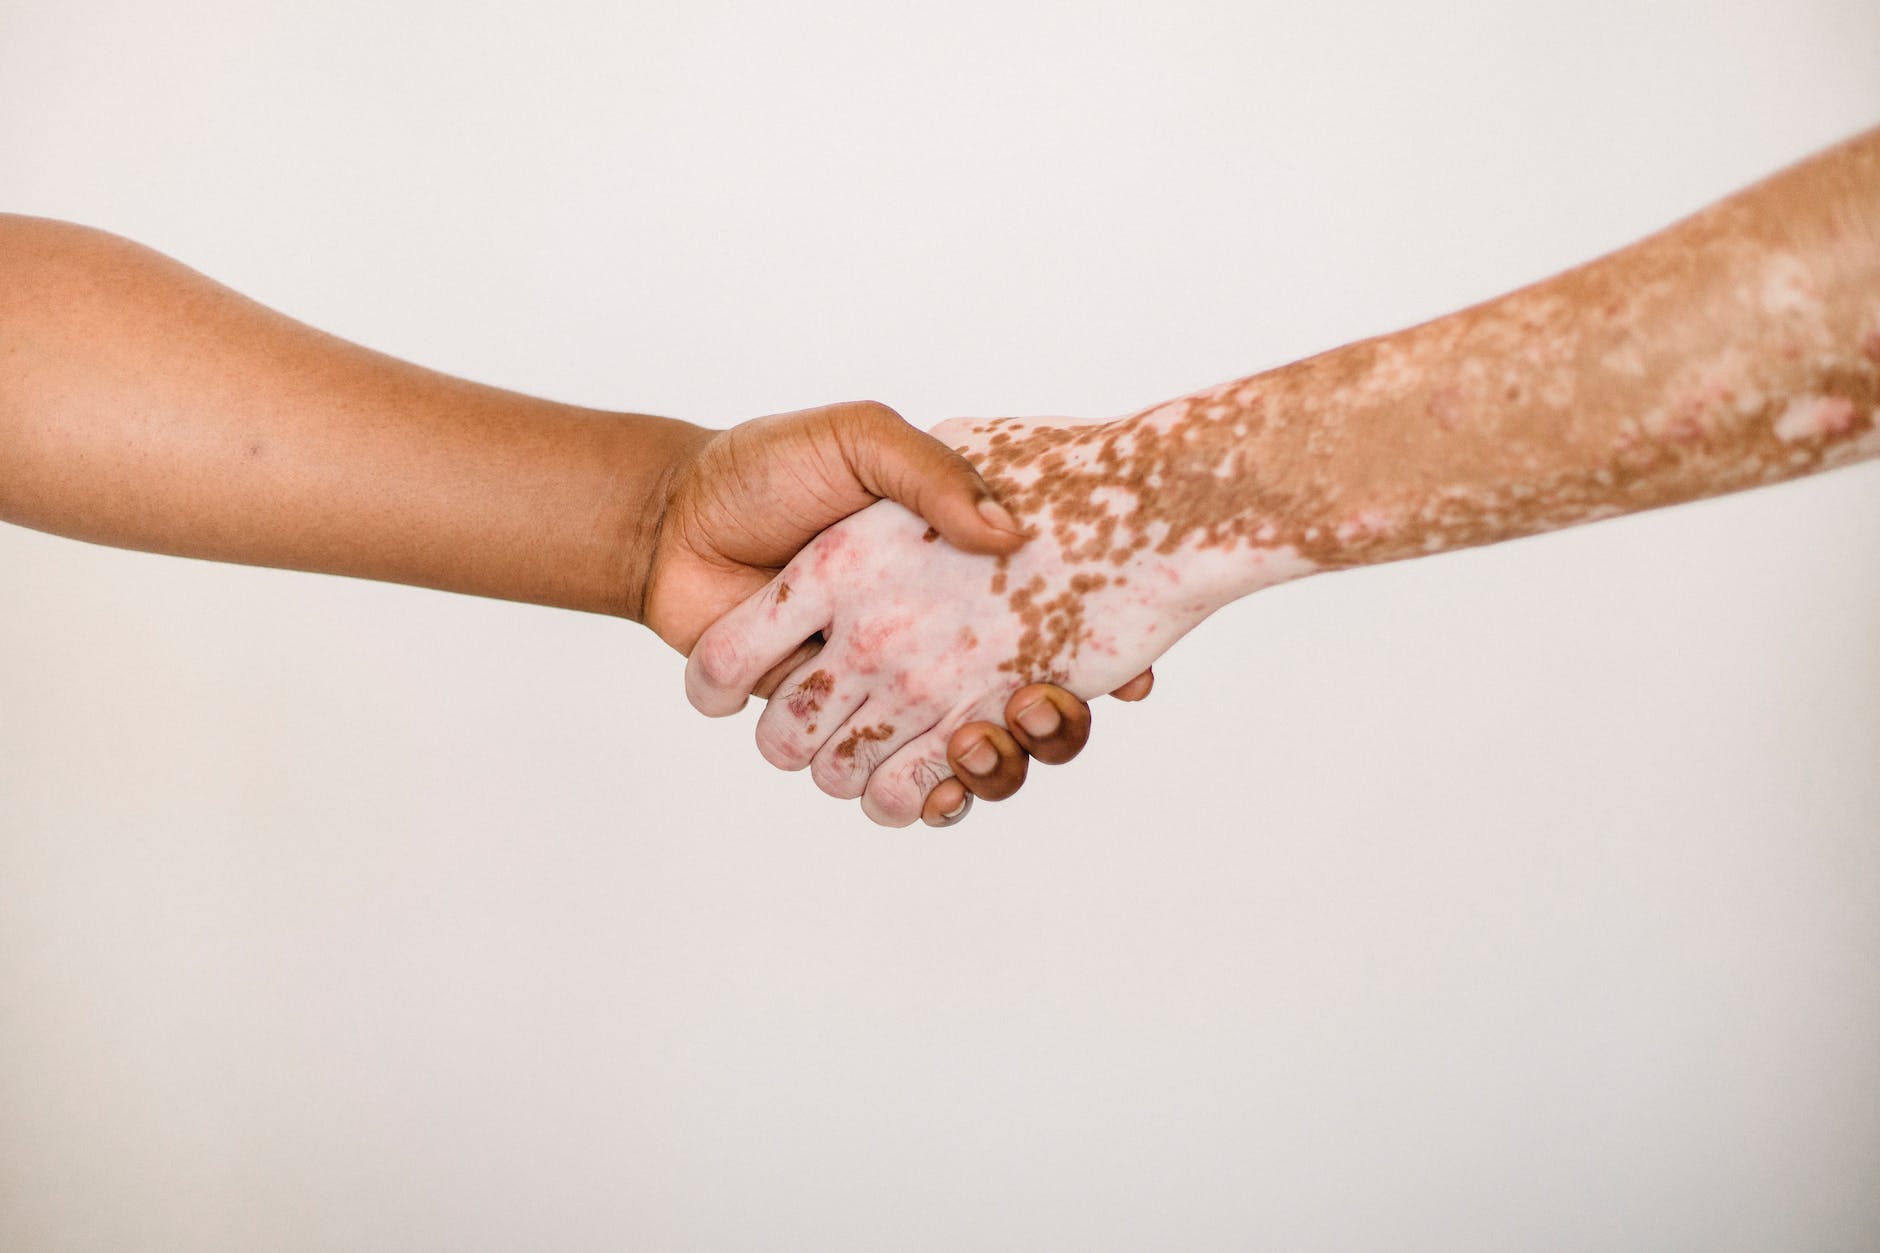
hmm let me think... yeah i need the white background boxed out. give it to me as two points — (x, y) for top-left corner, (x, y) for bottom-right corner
(3, 2), (1878, 1249)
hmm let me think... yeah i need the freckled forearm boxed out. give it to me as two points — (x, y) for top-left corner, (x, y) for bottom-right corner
(0, 215), (699, 616)
(956, 129), (1880, 625)
(1197, 124), (1880, 580)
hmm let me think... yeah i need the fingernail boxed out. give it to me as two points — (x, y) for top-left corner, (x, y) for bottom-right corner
(1014, 700), (1061, 739)
(926, 793), (970, 828)
(959, 739), (999, 776)
(976, 497), (1023, 534)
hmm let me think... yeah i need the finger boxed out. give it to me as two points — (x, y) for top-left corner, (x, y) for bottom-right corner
(809, 697), (919, 801)
(860, 690), (1006, 826)
(922, 779), (972, 828)
(1110, 667), (1155, 701)
(833, 402), (1029, 557)
(946, 721), (1029, 802)
(756, 657), (869, 773)
(1002, 684), (1092, 766)
(684, 567), (830, 717)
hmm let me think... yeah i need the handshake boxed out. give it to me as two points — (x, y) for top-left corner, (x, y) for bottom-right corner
(639, 398), (1237, 828)
(4, 126), (1875, 824)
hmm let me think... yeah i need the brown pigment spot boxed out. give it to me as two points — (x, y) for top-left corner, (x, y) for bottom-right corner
(776, 582), (790, 603)
(834, 722), (894, 760)
(787, 669), (833, 720)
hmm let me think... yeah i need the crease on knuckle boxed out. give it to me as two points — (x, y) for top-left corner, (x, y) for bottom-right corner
(868, 765), (934, 826)
(755, 719), (814, 772)
(693, 631), (746, 691)
(809, 754), (866, 800)
(812, 729), (896, 800)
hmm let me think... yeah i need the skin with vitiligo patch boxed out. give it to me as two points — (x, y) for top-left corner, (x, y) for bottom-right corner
(686, 126), (1880, 827)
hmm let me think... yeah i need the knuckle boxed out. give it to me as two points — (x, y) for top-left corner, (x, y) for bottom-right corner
(841, 398), (899, 427)
(866, 772), (926, 827)
(827, 399), (897, 447)
(755, 718), (814, 772)
(691, 631), (745, 690)
(810, 752), (866, 800)
(860, 790), (918, 829)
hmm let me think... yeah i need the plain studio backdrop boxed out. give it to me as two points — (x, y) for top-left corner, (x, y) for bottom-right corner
(3, 1), (1879, 1250)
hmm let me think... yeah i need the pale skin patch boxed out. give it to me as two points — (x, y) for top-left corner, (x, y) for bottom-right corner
(1774, 395), (1860, 443)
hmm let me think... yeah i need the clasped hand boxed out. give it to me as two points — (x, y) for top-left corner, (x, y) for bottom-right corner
(640, 400), (1156, 828)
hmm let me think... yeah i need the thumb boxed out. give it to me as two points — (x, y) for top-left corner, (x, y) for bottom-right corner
(834, 402), (1028, 556)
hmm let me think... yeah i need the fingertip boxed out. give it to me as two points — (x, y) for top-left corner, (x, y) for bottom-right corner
(682, 652), (751, 717)
(922, 779), (972, 827)
(682, 572), (831, 717)
(974, 496), (1026, 539)
(1110, 667), (1155, 702)
(1006, 684), (1091, 766)
(861, 793), (921, 829)
(929, 497), (1029, 558)
(858, 411), (1030, 557)
(948, 722), (1028, 801)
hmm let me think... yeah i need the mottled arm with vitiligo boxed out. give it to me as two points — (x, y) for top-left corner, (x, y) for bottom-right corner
(685, 125), (1880, 827)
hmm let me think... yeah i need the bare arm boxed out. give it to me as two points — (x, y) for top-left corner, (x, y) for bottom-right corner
(682, 125), (1880, 827)
(1119, 122), (1880, 591)
(0, 214), (701, 617)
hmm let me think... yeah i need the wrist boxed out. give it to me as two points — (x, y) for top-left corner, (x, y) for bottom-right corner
(606, 414), (714, 624)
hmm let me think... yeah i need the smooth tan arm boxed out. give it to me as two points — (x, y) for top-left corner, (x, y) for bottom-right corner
(0, 215), (707, 617)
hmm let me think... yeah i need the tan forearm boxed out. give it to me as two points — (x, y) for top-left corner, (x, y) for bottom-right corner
(1216, 125), (1880, 577)
(0, 216), (707, 616)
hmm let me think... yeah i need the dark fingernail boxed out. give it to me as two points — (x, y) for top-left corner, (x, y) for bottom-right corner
(959, 739), (999, 776)
(1014, 700), (1061, 739)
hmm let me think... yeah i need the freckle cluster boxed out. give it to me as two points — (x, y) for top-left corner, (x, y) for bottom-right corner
(957, 407), (1302, 681)
(833, 722), (893, 760)
(785, 668), (832, 722)
(982, 570), (1112, 681)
